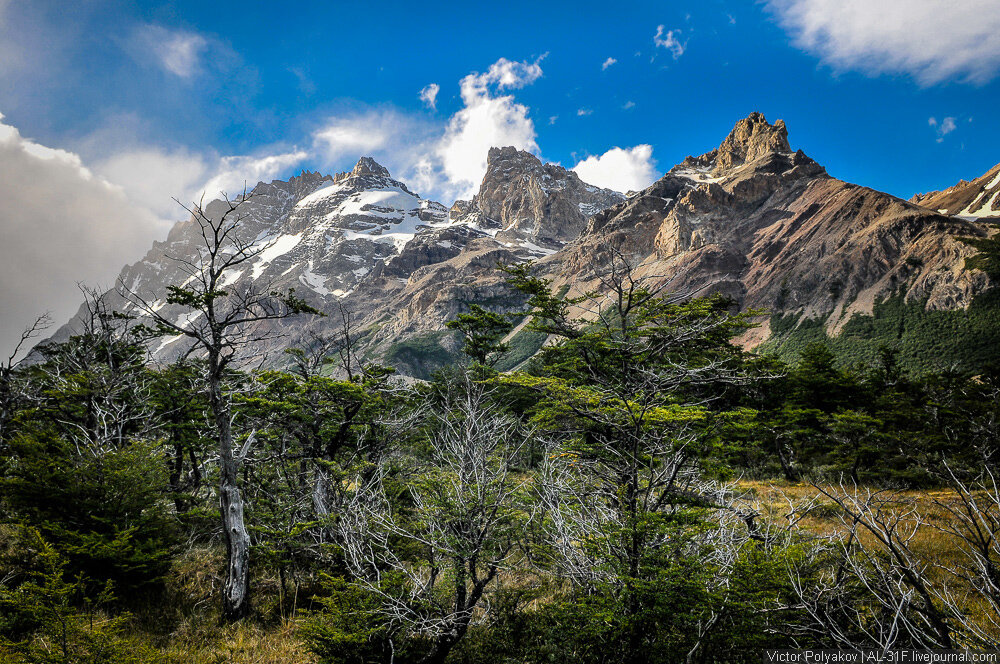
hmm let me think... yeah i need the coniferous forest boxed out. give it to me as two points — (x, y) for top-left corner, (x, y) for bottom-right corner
(3, 240), (1000, 663)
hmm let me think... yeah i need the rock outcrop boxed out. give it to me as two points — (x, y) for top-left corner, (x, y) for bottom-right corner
(451, 147), (624, 249)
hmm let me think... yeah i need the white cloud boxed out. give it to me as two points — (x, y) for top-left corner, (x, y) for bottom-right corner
(201, 151), (309, 200)
(577, 108), (593, 117)
(622, 100), (636, 110)
(929, 115), (958, 143)
(95, 147), (211, 220)
(90, 140), (307, 220)
(465, 57), (544, 93)
(0, 113), (167, 357)
(279, 57), (548, 204)
(429, 57), (543, 200)
(766, 0), (1000, 85)
(654, 25), (685, 59)
(602, 57), (617, 70)
(133, 24), (209, 78)
(419, 83), (440, 109)
(311, 109), (435, 174)
(313, 114), (396, 162)
(572, 145), (658, 193)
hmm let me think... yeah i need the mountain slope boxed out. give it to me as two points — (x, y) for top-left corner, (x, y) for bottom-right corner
(44, 151), (624, 375)
(539, 113), (994, 369)
(911, 162), (1000, 219)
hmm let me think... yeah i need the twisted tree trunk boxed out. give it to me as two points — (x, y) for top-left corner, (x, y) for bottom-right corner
(210, 353), (251, 621)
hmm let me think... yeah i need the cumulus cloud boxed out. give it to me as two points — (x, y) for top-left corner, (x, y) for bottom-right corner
(419, 83), (440, 109)
(0, 114), (167, 357)
(0, 109), (312, 356)
(577, 108), (593, 117)
(766, 0), (1000, 85)
(602, 57), (617, 70)
(132, 24), (209, 78)
(465, 57), (544, 92)
(654, 25), (685, 59)
(572, 145), (658, 193)
(427, 57), (543, 200)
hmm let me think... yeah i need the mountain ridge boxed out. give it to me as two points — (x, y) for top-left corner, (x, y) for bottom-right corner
(42, 114), (998, 376)
(911, 162), (1000, 219)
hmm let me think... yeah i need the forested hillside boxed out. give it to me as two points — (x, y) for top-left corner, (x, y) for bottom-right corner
(3, 254), (1000, 663)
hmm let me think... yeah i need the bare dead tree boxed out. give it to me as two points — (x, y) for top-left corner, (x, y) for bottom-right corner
(336, 382), (534, 664)
(0, 313), (51, 441)
(121, 189), (322, 620)
(786, 483), (957, 651)
(926, 464), (1000, 648)
(24, 288), (156, 456)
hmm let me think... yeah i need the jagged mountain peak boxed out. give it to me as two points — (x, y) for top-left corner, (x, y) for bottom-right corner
(482, 146), (590, 189)
(671, 113), (794, 181)
(712, 112), (791, 175)
(486, 146), (543, 167)
(243, 169), (332, 201)
(452, 145), (624, 249)
(663, 113), (816, 187)
(329, 156), (400, 189)
(350, 156), (391, 178)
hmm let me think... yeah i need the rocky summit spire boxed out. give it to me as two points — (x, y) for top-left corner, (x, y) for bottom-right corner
(711, 112), (791, 177)
(455, 145), (624, 248)
(351, 156), (391, 178)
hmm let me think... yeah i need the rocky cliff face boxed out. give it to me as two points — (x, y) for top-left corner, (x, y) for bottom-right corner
(45, 114), (998, 376)
(911, 162), (1000, 219)
(451, 147), (624, 250)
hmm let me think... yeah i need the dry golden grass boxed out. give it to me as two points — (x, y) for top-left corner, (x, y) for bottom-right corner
(136, 545), (320, 664)
(741, 479), (1000, 646)
(157, 621), (318, 664)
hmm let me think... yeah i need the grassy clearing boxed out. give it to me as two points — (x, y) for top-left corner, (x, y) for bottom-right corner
(742, 480), (1000, 645)
(155, 622), (317, 664)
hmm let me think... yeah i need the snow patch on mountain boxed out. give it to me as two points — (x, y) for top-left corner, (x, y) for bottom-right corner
(251, 232), (303, 279)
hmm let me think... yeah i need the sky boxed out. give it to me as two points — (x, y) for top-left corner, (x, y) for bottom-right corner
(2, 0), (1000, 354)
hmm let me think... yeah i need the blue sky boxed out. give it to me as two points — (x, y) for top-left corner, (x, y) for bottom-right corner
(1, 0), (999, 351)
